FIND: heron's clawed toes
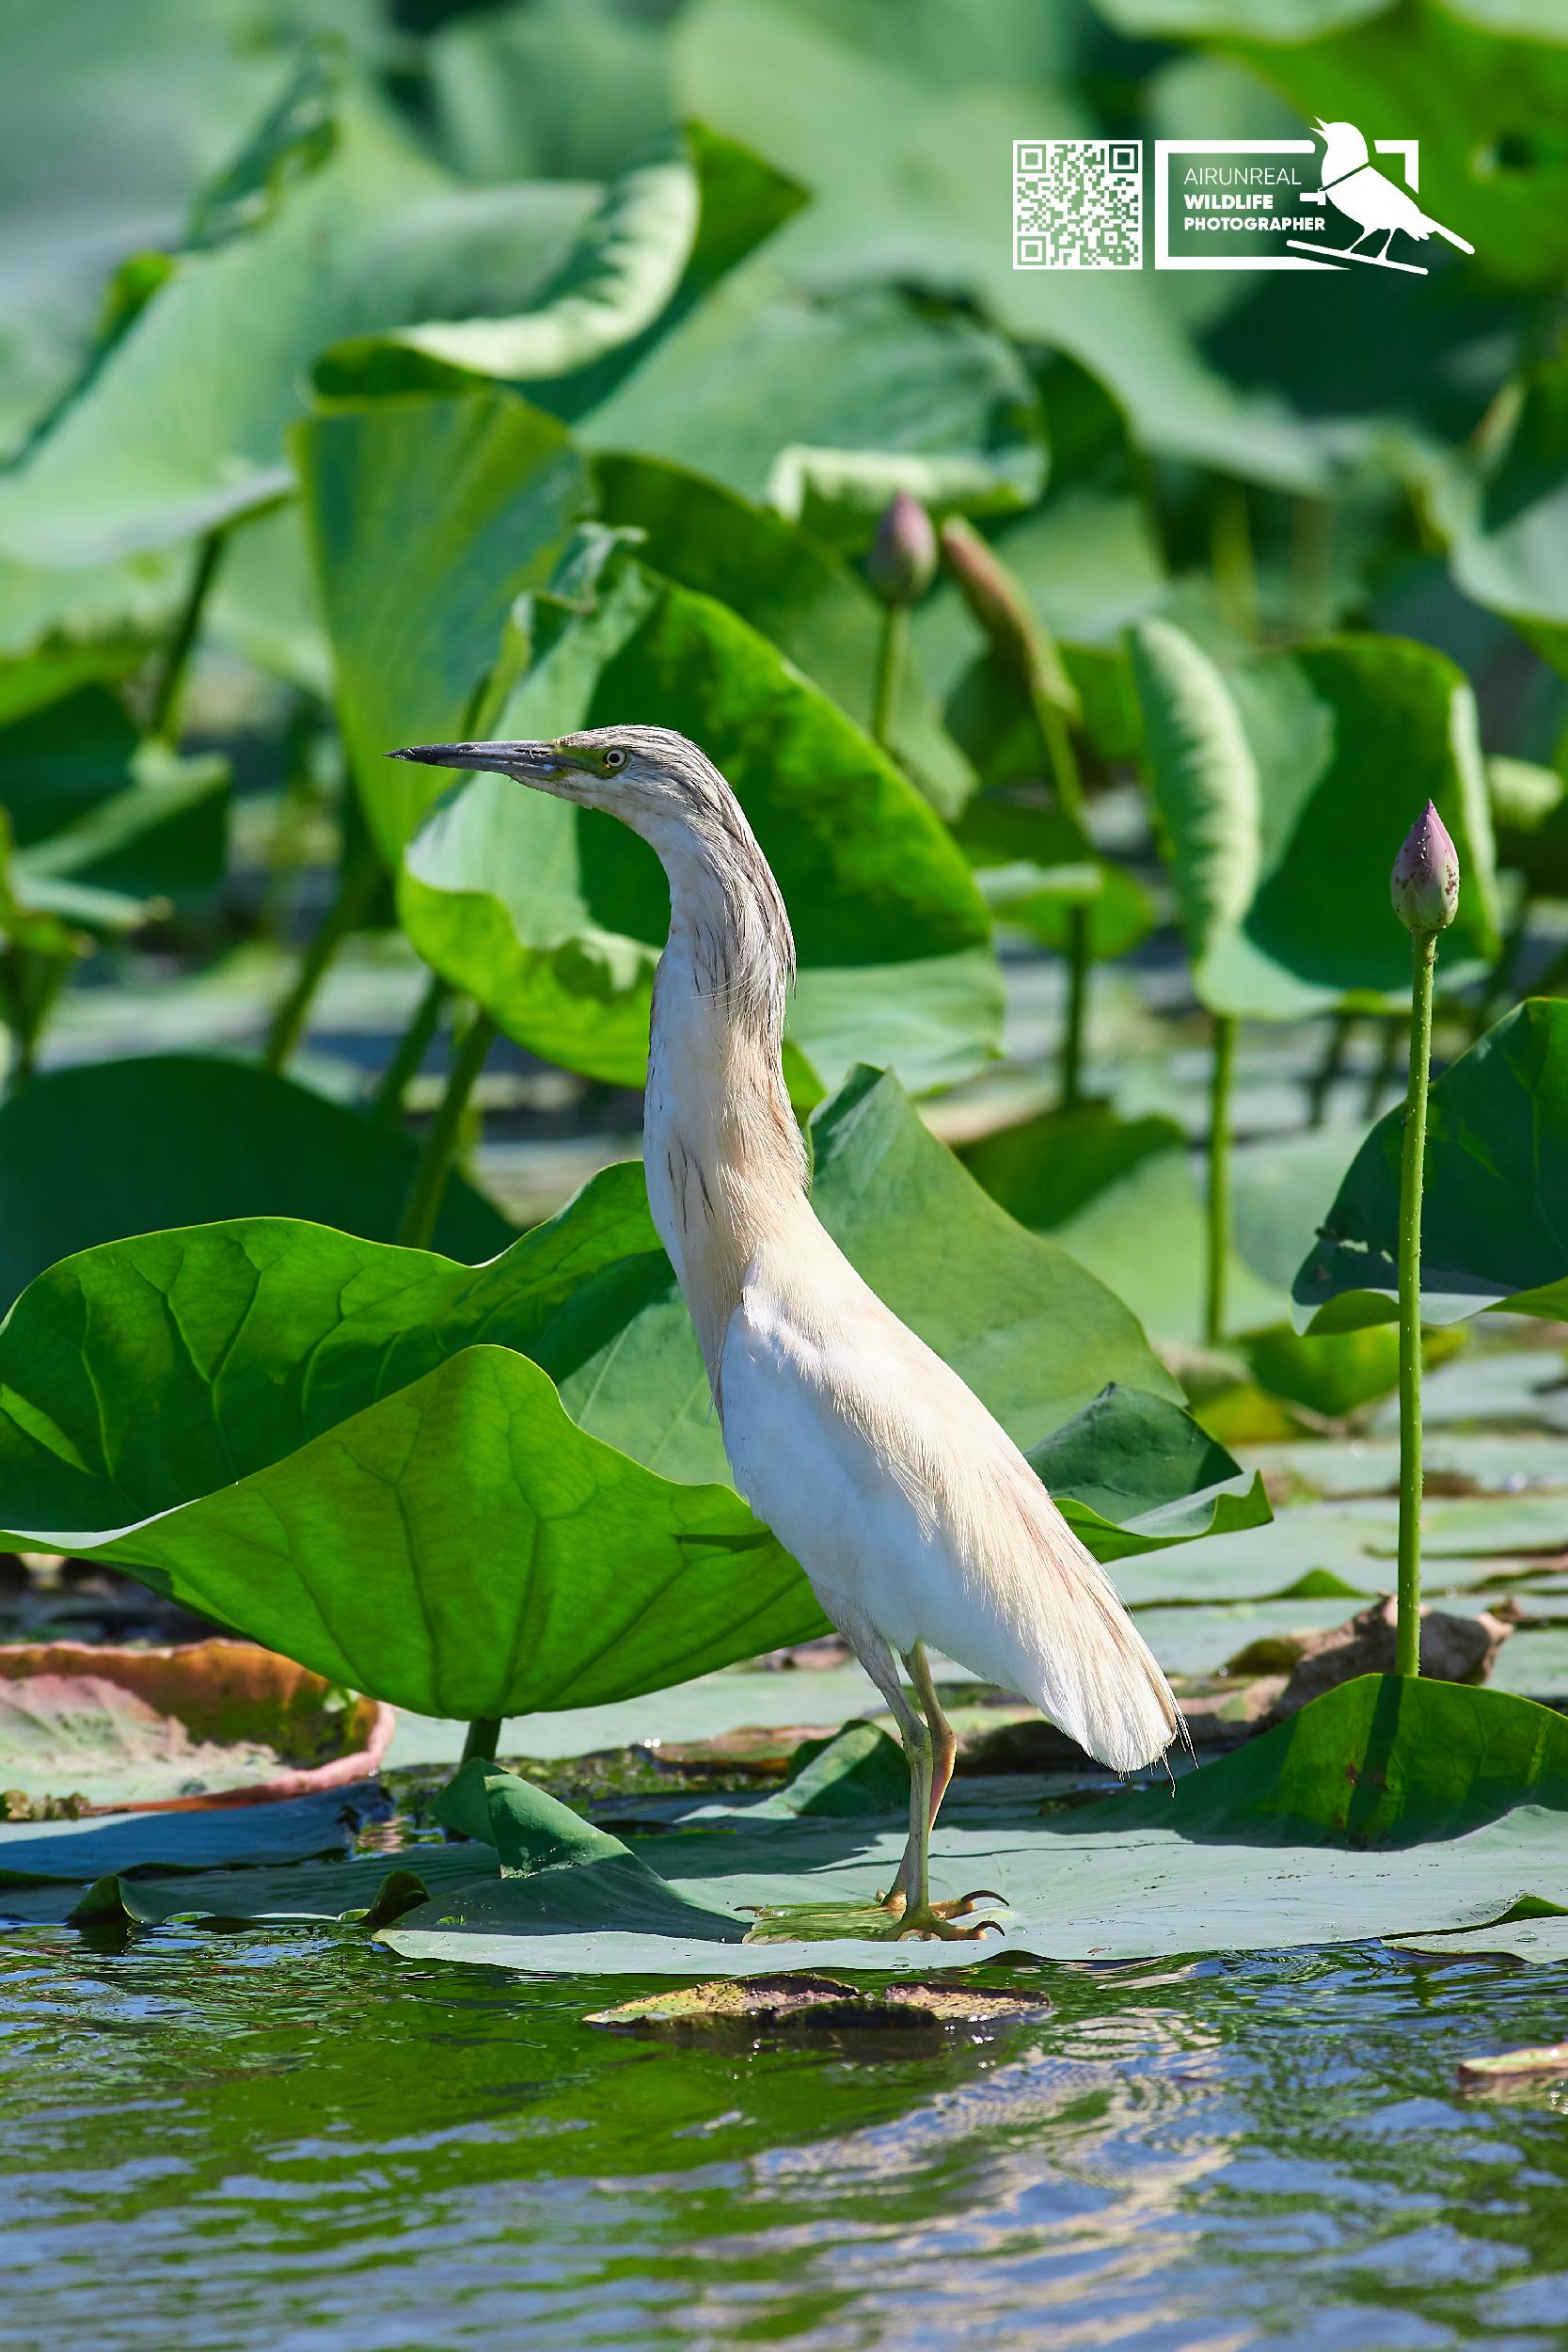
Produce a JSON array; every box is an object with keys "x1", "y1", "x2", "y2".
[{"x1": 893, "y1": 1900, "x2": 1006, "y2": 1938}]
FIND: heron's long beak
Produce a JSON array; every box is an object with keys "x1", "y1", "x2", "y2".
[{"x1": 388, "y1": 739, "x2": 566, "y2": 780}]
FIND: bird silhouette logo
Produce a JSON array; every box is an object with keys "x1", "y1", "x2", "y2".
[{"x1": 1293, "y1": 119, "x2": 1474, "y2": 274}]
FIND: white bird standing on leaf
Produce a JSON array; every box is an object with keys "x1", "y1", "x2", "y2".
[
  {"x1": 393, "y1": 727, "x2": 1181, "y2": 1939},
  {"x1": 1310, "y1": 119, "x2": 1474, "y2": 263}
]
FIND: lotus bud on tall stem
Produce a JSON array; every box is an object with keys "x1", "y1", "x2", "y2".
[
  {"x1": 941, "y1": 516, "x2": 1093, "y2": 1108},
  {"x1": 866, "y1": 492, "x2": 936, "y2": 752},
  {"x1": 1391, "y1": 801, "x2": 1460, "y2": 1677}
]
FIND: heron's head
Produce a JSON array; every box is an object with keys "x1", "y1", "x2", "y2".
[{"x1": 389, "y1": 725, "x2": 723, "y2": 836}]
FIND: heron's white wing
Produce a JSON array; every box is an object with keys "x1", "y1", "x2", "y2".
[{"x1": 719, "y1": 1253, "x2": 1180, "y2": 1772}]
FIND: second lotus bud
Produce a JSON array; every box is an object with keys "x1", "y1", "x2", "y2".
[
  {"x1": 867, "y1": 492, "x2": 937, "y2": 609},
  {"x1": 1390, "y1": 802, "x2": 1460, "y2": 936}
]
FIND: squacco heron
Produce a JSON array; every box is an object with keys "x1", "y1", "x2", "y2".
[{"x1": 393, "y1": 728, "x2": 1181, "y2": 1940}]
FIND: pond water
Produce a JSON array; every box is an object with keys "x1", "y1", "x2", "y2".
[{"x1": 4, "y1": 1928, "x2": 1565, "y2": 2350}]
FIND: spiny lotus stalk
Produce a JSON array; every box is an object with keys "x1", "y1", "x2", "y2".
[{"x1": 1391, "y1": 800, "x2": 1459, "y2": 1677}]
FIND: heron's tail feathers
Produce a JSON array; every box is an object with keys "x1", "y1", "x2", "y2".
[
  {"x1": 1032, "y1": 1548, "x2": 1184, "y2": 1774},
  {"x1": 973, "y1": 1465, "x2": 1184, "y2": 1774},
  {"x1": 1430, "y1": 219, "x2": 1475, "y2": 254}
]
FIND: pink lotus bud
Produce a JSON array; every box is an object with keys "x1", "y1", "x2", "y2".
[
  {"x1": 867, "y1": 493, "x2": 937, "y2": 608},
  {"x1": 1390, "y1": 802, "x2": 1460, "y2": 935},
  {"x1": 940, "y1": 516, "x2": 1078, "y2": 718}
]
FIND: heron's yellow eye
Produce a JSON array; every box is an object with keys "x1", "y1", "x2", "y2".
[{"x1": 603, "y1": 748, "x2": 628, "y2": 771}]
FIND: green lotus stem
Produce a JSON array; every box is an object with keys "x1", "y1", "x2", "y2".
[
  {"x1": 1397, "y1": 930, "x2": 1437, "y2": 1677},
  {"x1": 1031, "y1": 688, "x2": 1085, "y2": 826},
  {"x1": 1307, "y1": 1009, "x2": 1355, "y2": 1128},
  {"x1": 148, "y1": 529, "x2": 227, "y2": 744},
  {"x1": 871, "y1": 604, "x2": 906, "y2": 750},
  {"x1": 1291, "y1": 494, "x2": 1334, "y2": 639},
  {"x1": 462, "y1": 1717, "x2": 502, "y2": 1763},
  {"x1": 1030, "y1": 687, "x2": 1091, "y2": 1108},
  {"x1": 262, "y1": 838, "x2": 384, "y2": 1075},
  {"x1": 373, "y1": 970, "x2": 452, "y2": 1127},
  {"x1": 1212, "y1": 483, "x2": 1258, "y2": 641},
  {"x1": 1205, "y1": 1012, "x2": 1238, "y2": 1348},
  {"x1": 397, "y1": 1008, "x2": 498, "y2": 1252}
]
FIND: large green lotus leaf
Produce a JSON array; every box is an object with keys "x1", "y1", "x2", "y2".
[
  {"x1": 318, "y1": 122, "x2": 807, "y2": 429},
  {"x1": 1132, "y1": 621, "x2": 1501, "y2": 1020},
  {"x1": 208, "y1": 500, "x2": 333, "y2": 698},
  {"x1": 670, "y1": 0, "x2": 1359, "y2": 493},
  {"x1": 1438, "y1": 366, "x2": 1568, "y2": 676},
  {"x1": 1024, "y1": 1384, "x2": 1268, "y2": 1560},
  {"x1": 0, "y1": 550, "x2": 187, "y2": 727},
  {"x1": 594, "y1": 453, "x2": 972, "y2": 815},
  {"x1": 295, "y1": 390, "x2": 591, "y2": 859},
  {"x1": 427, "y1": 0, "x2": 675, "y2": 184},
  {"x1": 0, "y1": 0, "x2": 365, "y2": 453},
  {"x1": 326, "y1": 132, "x2": 700, "y2": 387},
  {"x1": 959, "y1": 1101, "x2": 1347, "y2": 1346},
  {"x1": 0, "y1": 1054, "x2": 512, "y2": 1311},
  {"x1": 0, "y1": 52, "x2": 598, "y2": 566},
  {"x1": 397, "y1": 557, "x2": 1002, "y2": 1093},
  {"x1": 578, "y1": 263, "x2": 1045, "y2": 530},
  {"x1": 0, "y1": 1067, "x2": 1254, "y2": 1729},
  {"x1": 543, "y1": 1065, "x2": 1183, "y2": 1486},
  {"x1": 1295, "y1": 998, "x2": 1568, "y2": 1333},
  {"x1": 0, "y1": 685, "x2": 228, "y2": 909},
  {"x1": 0, "y1": 1342, "x2": 816, "y2": 1722}
]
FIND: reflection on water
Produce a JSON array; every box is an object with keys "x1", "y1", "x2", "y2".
[{"x1": 1, "y1": 1929, "x2": 1565, "y2": 2350}]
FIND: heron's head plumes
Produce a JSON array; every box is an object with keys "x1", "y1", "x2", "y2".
[{"x1": 389, "y1": 725, "x2": 726, "y2": 828}]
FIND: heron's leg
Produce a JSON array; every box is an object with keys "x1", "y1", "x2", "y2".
[
  {"x1": 905, "y1": 1642, "x2": 957, "y2": 1836},
  {"x1": 1347, "y1": 226, "x2": 1374, "y2": 251},
  {"x1": 856, "y1": 1644, "x2": 932, "y2": 1917},
  {"x1": 741, "y1": 1625, "x2": 1002, "y2": 1946}
]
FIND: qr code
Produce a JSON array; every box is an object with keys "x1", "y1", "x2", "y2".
[{"x1": 1013, "y1": 139, "x2": 1143, "y2": 270}]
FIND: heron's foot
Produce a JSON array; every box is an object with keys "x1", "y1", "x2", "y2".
[
  {"x1": 741, "y1": 1890, "x2": 1007, "y2": 1946},
  {"x1": 890, "y1": 1892, "x2": 1007, "y2": 1943}
]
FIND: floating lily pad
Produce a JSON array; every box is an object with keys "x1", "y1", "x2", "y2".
[
  {"x1": 0, "y1": 1639, "x2": 392, "y2": 1812},
  {"x1": 374, "y1": 1679, "x2": 1568, "y2": 1974},
  {"x1": 0, "y1": 1780, "x2": 382, "y2": 1892}
]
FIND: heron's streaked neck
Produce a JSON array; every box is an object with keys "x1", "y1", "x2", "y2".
[{"x1": 641, "y1": 810, "x2": 806, "y2": 1388}]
